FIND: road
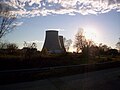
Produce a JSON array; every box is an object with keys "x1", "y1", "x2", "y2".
[{"x1": 0, "y1": 67, "x2": 120, "y2": 90}]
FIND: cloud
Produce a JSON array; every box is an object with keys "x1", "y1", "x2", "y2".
[
  {"x1": 12, "y1": 22, "x2": 23, "y2": 26},
  {"x1": 26, "y1": 40, "x2": 43, "y2": 43},
  {"x1": 1, "y1": 0, "x2": 120, "y2": 17}
]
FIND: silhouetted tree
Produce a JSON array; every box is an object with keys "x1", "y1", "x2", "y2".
[
  {"x1": 74, "y1": 28, "x2": 87, "y2": 53},
  {"x1": 98, "y1": 43, "x2": 110, "y2": 55},
  {"x1": 0, "y1": 3, "x2": 16, "y2": 38},
  {"x1": 32, "y1": 42, "x2": 37, "y2": 48},
  {"x1": 3, "y1": 43, "x2": 18, "y2": 55},
  {"x1": 0, "y1": 41, "x2": 7, "y2": 49},
  {"x1": 0, "y1": 42, "x2": 18, "y2": 55},
  {"x1": 0, "y1": 41, "x2": 18, "y2": 50},
  {"x1": 41, "y1": 48, "x2": 49, "y2": 56},
  {"x1": 23, "y1": 41, "x2": 37, "y2": 49},
  {"x1": 7, "y1": 43, "x2": 18, "y2": 50},
  {"x1": 74, "y1": 28, "x2": 99, "y2": 59},
  {"x1": 64, "y1": 38, "x2": 72, "y2": 52},
  {"x1": 107, "y1": 49, "x2": 118, "y2": 56},
  {"x1": 22, "y1": 42, "x2": 37, "y2": 58},
  {"x1": 116, "y1": 38, "x2": 120, "y2": 52}
]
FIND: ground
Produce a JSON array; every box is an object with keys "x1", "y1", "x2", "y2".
[{"x1": 0, "y1": 67, "x2": 120, "y2": 90}]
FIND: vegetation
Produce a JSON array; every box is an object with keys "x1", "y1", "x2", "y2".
[
  {"x1": 64, "y1": 37, "x2": 72, "y2": 52},
  {"x1": 0, "y1": 30, "x2": 120, "y2": 85},
  {"x1": 116, "y1": 38, "x2": 120, "y2": 52},
  {"x1": 0, "y1": 2, "x2": 16, "y2": 39},
  {"x1": 74, "y1": 28, "x2": 87, "y2": 53},
  {"x1": 0, "y1": 43, "x2": 119, "y2": 71},
  {"x1": 0, "y1": 28, "x2": 120, "y2": 71}
]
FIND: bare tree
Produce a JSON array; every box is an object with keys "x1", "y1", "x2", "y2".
[
  {"x1": 0, "y1": 41, "x2": 18, "y2": 50},
  {"x1": 64, "y1": 38, "x2": 72, "y2": 52},
  {"x1": 0, "y1": 41, "x2": 7, "y2": 49},
  {"x1": 23, "y1": 41, "x2": 37, "y2": 59},
  {"x1": 116, "y1": 38, "x2": 120, "y2": 52},
  {"x1": 74, "y1": 28, "x2": 87, "y2": 53},
  {"x1": 23, "y1": 41, "x2": 37, "y2": 49},
  {"x1": 0, "y1": 2, "x2": 16, "y2": 38},
  {"x1": 7, "y1": 43, "x2": 18, "y2": 50},
  {"x1": 31, "y1": 42, "x2": 37, "y2": 49}
]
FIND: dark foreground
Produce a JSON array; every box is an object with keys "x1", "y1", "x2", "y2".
[
  {"x1": 0, "y1": 61, "x2": 120, "y2": 85},
  {"x1": 0, "y1": 67, "x2": 120, "y2": 90}
]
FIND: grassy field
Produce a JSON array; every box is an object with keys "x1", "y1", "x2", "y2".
[
  {"x1": 0, "y1": 52, "x2": 120, "y2": 85},
  {"x1": 0, "y1": 53, "x2": 120, "y2": 70}
]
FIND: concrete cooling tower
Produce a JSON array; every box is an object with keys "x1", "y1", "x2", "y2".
[
  {"x1": 42, "y1": 30, "x2": 65, "y2": 53},
  {"x1": 59, "y1": 36, "x2": 66, "y2": 52}
]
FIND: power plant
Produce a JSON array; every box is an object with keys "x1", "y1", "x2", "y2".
[
  {"x1": 59, "y1": 36, "x2": 66, "y2": 52},
  {"x1": 42, "y1": 30, "x2": 66, "y2": 53}
]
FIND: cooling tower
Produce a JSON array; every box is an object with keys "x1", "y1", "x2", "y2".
[
  {"x1": 42, "y1": 30, "x2": 64, "y2": 53},
  {"x1": 59, "y1": 36, "x2": 66, "y2": 52}
]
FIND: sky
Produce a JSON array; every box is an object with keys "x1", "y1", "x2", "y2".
[{"x1": 1, "y1": 0, "x2": 120, "y2": 51}]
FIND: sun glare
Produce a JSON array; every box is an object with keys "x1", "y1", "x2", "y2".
[
  {"x1": 69, "y1": 46, "x2": 76, "y2": 52},
  {"x1": 83, "y1": 27, "x2": 99, "y2": 43}
]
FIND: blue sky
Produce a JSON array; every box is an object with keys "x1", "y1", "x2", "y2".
[
  {"x1": 1, "y1": 0, "x2": 120, "y2": 51},
  {"x1": 3, "y1": 10, "x2": 120, "y2": 51}
]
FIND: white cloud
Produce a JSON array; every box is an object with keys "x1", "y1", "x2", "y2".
[
  {"x1": 12, "y1": 22, "x2": 23, "y2": 26},
  {"x1": 1, "y1": 0, "x2": 120, "y2": 17},
  {"x1": 26, "y1": 40, "x2": 43, "y2": 43}
]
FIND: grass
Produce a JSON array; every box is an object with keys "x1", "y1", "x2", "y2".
[
  {"x1": 0, "y1": 53, "x2": 120, "y2": 71},
  {"x1": 0, "y1": 52, "x2": 120, "y2": 85}
]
